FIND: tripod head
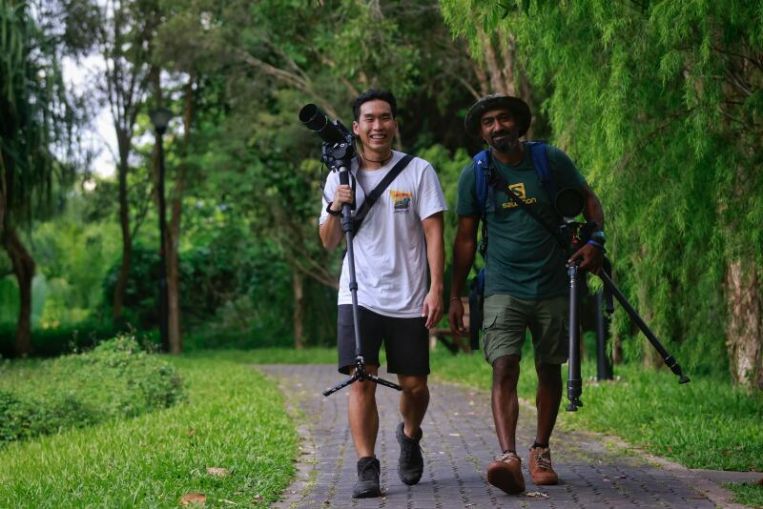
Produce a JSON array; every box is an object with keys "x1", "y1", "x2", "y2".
[
  {"x1": 299, "y1": 104, "x2": 355, "y2": 176},
  {"x1": 554, "y1": 187, "x2": 599, "y2": 257}
]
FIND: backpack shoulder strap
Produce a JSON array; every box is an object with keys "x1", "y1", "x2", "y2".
[
  {"x1": 472, "y1": 149, "x2": 491, "y2": 215},
  {"x1": 526, "y1": 141, "x2": 558, "y2": 203},
  {"x1": 352, "y1": 154, "x2": 414, "y2": 234},
  {"x1": 472, "y1": 150, "x2": 492, "y2": 257}
]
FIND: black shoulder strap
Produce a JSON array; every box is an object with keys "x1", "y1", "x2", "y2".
[
  {"x1": 352, "y1": 154, "x2": 414, "y2": 234},
  {"x1": 491, "y1": 170, "x2": 569, "y2": 250}
]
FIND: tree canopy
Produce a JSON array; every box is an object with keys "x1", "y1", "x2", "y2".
[{"x1": 1, "y1": 0, "x2": 760, "y2": 387}]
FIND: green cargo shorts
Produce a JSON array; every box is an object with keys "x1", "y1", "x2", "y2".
[{"x1": 482, "y1": 293, "x2": 569, "y2": 365}]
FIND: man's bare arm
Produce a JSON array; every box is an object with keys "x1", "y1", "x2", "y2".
[
  {"x1": 582, "y1": 184, "x2": 604, "y2": 230},
  {"x1": 318, "y1": 184, "x2": 353, "y2": 250},
  {"x1": 421, "y1": 212, "x2": 445, "y2": 328},
  {"x1": 448, "y1": 215, "x2": 479, "y2": 335}
]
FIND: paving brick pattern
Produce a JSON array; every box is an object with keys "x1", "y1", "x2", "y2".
[{"x1": 260, "y1": 365, "x2": 732, "y2": 509}]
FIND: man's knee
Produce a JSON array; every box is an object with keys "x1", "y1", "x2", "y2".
[
  {"x1": 397, "y1": 375, "x2": 428, "y2": 396},
  {"x1": 535, "y1": 362, "x2": 562, "y2": 378},
  {"x1": 535, "y1": 362, "x2": 562, "y2": 382},
  {"x1": 492, "y1": 355, "x2": 520, "y2": 383}
]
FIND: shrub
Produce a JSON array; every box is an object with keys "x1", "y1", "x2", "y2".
[
  {"x1": 0, "y1": 335, "x2": 184, "y2": 446},
  {"x1": 0, "y1": 319, "x2": 154, "y2": 359}
]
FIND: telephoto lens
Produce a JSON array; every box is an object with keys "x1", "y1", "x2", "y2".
[{"x1": 299, "y1": 104, "x2": 346, "y2": 145}]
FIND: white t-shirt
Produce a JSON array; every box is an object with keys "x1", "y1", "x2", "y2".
[{"x1": 320, "y1": 150, "x2": 447, "y2": 318}]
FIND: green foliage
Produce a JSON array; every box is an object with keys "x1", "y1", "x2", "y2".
[
  {"x1": 101, "y1": 245, "x2": 164, "y2": 329},
  {"x1": 0, "y1": 335, "x2": 184, "y2": 445},
  {"x1": 150, "y1": 0, "x2": 477, "y2": 338},
  {"x1": 99, "y1": 231, "x2": 333, "y2": 346},
  {"x1": 418, "y1": 144, "x2": 472, "y2": 269},
  {"x1": 0, "y1": 353, "x2": 295, "y2": 508},
  {"x1": 439, "y1": 0, "x2": 763, "y2": 378},
  {"x1": 0, "y1": 0, "x2": 76, "y2": 224},
  {"x1": 0, "y1": 319, "x2": 130, "y2": 358},
  {"x1": 26, "y1": 196, "x2": 121, "y2": 327}
]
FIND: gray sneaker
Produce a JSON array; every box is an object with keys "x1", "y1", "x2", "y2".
[
  {"x1": 396, "y1": 422, "x2": 424, "y2": 485},
  {"x1": 352, "y1": 456, "x2": 381, "y2": 498}
]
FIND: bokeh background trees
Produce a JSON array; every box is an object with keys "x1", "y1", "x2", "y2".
[{"x1": 0, "y1": 0, "x2": 760, "y2": 389}]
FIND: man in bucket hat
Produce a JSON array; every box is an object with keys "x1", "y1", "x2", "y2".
[{"x1": 448, "y1": 94, "x2": 605, "y2": 495}]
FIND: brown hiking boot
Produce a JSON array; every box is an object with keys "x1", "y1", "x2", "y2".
[
  {"x1": 486, "y1": 451, "x2": 525, "y2": 495},
  {"x1": 529, "y1": 446, "x2": 559, "y2": 485}
]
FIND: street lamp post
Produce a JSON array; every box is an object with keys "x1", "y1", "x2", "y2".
[{"x1": 150, "y1": 107, "x2": 173, "y2": 352}]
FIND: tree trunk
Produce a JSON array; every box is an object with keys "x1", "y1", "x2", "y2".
[
  {"x1": 2, "y1": 227, "x2": 35, "y2": 356},
  {"x1": 496, "y1": 31, "x2": 517, "y2": 96},
  {"x1": 470, "y1": 28, "x2": 538, "y2": 137},
  {"x1": 165, "y1": 77, "x2": 195, "y2": 355},
  {"x1": 293, "y1": 270, "x2": 305, "y2": 350},
  {"x1": 725, "y1": 259, "x2": 763, "y2": 389},
  {"x1": 470, "y1": 60, "x2": 490, "y2": 98},
  {"x1": 478, "y1": 26, "x2": 507, "y2": 95},
  {"x1": 112, "y1": 129, "x2": 132, "y2": 321},
  {"x1": 166, "y1": 221, "x2": 182, "y2": 353},
  {"x1": 636, "y1": 284, "x2": 662, "y2": 369}
]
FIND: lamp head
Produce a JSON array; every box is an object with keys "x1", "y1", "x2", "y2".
[{"x1": 150, "y1": 107, "x2": 173, "y2": 134}]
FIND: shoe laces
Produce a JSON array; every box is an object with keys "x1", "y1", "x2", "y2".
[
  {"x1": 400, "y1": 438, "x2": 420, "y2": 462},
  {"x1": 497, "y1": 451, "x2": 520, "y2": 463},
  {"x1": 532, "y1": 448, "x2": 553, "y2": 470},
  {"x1": 399, "y1": 427, "x2": 422, "y2": 461},
  {"x1": 358, "y1": 458, "x2": 379, "y2": 480}
]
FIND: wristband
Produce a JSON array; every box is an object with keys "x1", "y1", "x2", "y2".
[
  {"x1": 326, "y1": 202, "x2": 341, "y2": 217},
  {"x1": 449, "y1": 297, "x2": 461, "y2": 303},
  {"x1": 589, "y1": 230, "x2": 606, "y2": 245}
]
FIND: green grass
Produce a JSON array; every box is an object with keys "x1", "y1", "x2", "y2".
[
  {"x1": 429, "y1": 348, "x2": 763, "y2": 507},
  {"x1": 0, "y1": 354, "x2": 298, "y2": 508},
  {"x1": 727, "y1": 482, "x2": 763, "y2": 509},
  {"x1": 2, "y1": 345, "x2": 760, "y2": 507},
  {"x1": 430, "y1": 349, "x2": 763, "y2": 471}
]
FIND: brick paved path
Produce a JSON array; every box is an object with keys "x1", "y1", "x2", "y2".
[{"x1": 260, "y1": 365, "x2": 743, "y2": 509}]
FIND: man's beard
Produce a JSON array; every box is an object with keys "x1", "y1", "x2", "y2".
[{"x1": 490, "y1": 130, "x2": 520, "y2": 154}]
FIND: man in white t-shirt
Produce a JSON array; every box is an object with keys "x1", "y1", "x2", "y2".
[{"x1": 319, "y1": 89, "x2": 447, "y2": 498}]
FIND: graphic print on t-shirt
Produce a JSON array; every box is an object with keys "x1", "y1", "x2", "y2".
[
  {"x1": 501, "y1": 182, "x2": 537, "y2": 209},
  {"x1": 390, "y1": 189, "x2": 412, "y2": 212}
]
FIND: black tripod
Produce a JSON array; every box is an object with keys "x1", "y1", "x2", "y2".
[
  {"x1": 298, "y1": 103, "x2": 402, "y2": 397},
  {"x1": 566, "y1": 254, "x2": 690, "y2": 411}
]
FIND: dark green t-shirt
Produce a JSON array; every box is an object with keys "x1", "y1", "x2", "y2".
[{"x1": 456, "y1": 143, "x2": 587, "y2": 299}]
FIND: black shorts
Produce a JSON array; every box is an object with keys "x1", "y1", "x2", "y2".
[{"x1": 337, "y1": 305, "x2": 430, "y2": 376}]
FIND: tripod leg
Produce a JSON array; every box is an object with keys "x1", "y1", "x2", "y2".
[
  {"x1": 369, "y1": 373, "x2": 403, "y2": 391},
  {"x1": 566, "y1": 263, "x2": 583, "y2": 411},
  {"x1": 323, "y1": 371, "x2": 361, "y2": 397},
  {"x1": 595, "y1": 290, "x2": 613, "y2": 381},
  {"x1": 597, "y1": 270, "x2": 689, "y2": 384}
]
